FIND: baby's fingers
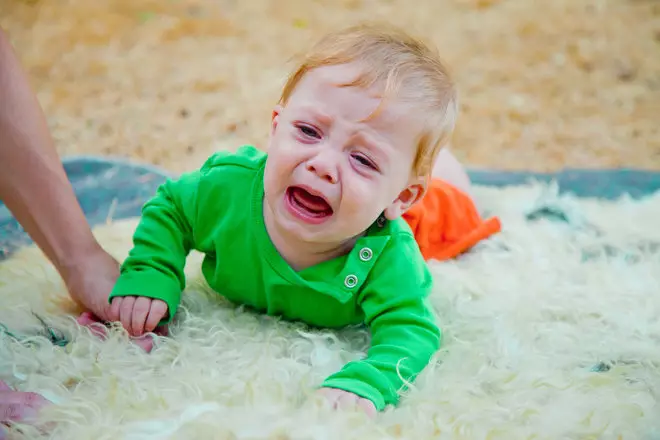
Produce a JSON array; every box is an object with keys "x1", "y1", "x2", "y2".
[
  {"x1": 109, "y1": 297, "x2": 123, "y2": 322},
  {"x1": 131, "y1": 297, "x2": 153, "y2": 336},
  {"x1": 317, "y1": 388, "x2": 376, "y2": 418},
  {"x1": 144, "y1": 300, "x2": 168, "y2": 333},
  {"x1": 119, "y1": 296, "x2": 136, "y2": 334},
  {"x1": 356, "y1": 398, "x2": 377, "y2": 418}
]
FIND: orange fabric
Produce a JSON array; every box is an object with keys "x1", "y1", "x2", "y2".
[{"x1": 403, "y1": 178, "x2": 502, "y2": 261}]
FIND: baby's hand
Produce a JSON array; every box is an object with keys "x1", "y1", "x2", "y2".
[
  {"x1": 317, "y1": 388, "x2": 377, "y2": 418},
  {"x1": 109, "y1": 296, "x2": 168, "y2": 337}
]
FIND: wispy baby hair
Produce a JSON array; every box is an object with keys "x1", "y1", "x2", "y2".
[{"x1": 279, "y1": 22, "x2": 459, "y2": 177}]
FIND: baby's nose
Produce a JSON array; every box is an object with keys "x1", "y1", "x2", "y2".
[{"x1": 306, "y1": 155, "x2": 338, "y2": 184}]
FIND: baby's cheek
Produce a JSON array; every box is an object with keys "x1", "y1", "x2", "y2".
[
  {"x1": 340, "y1": 191, "x2": 384, "y2": 232},
  {"x1": 273, "y1": 150, "x2": 304, "y2": 176},
  {"x1": 348, "y1": 183, "x2": 387, "y2": 214}
]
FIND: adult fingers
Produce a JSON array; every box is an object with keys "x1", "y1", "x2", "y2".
[
  {"x1": 75, "y1": 311, "x2": 97, "y2": 327},
  {"x1": 76, "y1": 311, "x2": 108, "y2": 340},
  {"x1": 144, "y1": 300, "x2": 168, "y2": 333}
]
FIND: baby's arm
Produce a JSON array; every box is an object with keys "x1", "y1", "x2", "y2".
[
  {"x1": 107, "y1": 169, "x2": 202, "y2": 336},
  {"x1": 320, "y1": 236, "x2": 441, "y2": 412}
]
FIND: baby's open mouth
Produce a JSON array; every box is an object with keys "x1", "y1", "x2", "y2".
[{"x1": 286, "y1": 186, "x2": 333, "y2": 218}]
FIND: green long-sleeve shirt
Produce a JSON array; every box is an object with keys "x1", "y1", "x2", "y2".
[{"x1": 109, "y1": 145, "x2": 441, "y2": 411}]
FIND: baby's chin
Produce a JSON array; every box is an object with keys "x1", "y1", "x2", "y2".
[
  {"x1": 303, "y1": 221, "x2": 375, "y2": 247},
  {"x1": 281, "y1": 216, "x2": 368, "y2": 246}
]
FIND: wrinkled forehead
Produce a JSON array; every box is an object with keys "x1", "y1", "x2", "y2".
[
  {"x1": 285, "y1": 64, "x2": 426, "y2": 174},
  {"x1": 288, "y1": 63, "x2": 426, "y2": 131}
]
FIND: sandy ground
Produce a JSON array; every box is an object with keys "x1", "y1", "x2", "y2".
[{"x1": 1, "y1": 0, "x2": 659, "y2": 173}]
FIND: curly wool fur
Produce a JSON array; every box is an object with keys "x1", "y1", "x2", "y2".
[{"x1": 1, "y1": 182, "x2": 659, "y2": 439}]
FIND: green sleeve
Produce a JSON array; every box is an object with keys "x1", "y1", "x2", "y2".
[
  {"x1": 321, "y1": 235, "x2": 441, "y2": 411},
  {"x1": 108, "y1": 169, "x2": 201, "y2": 324}
]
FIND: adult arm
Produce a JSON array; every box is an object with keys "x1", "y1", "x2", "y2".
[{"x1": 0, "y1": 27, "x2": 118, "y2": 319}]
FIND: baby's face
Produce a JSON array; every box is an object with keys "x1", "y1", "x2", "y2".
[{"x1": 263, "y1": 63, "x2": 426, "y2": 247}]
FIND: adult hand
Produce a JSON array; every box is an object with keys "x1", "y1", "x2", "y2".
[
  {"x1": 0, "y1": 380, "x2": 50, "y2": 440},
  {"x1": 0, "y1": 26, "x2": 117, "y2": 323},
  {"x1": 62, "y1": 245, "x2": 169, "y2": 353},
  {"x1": 60, "y1": 245, "x2": 120, "y2": 322}
]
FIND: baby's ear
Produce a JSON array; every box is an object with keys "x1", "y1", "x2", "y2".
[
  {"x1": 383, "y1": 176, "x2": 428, "y2": 220},
  {"x1": 270, "y1": 104, "x2": 283, "y2": 135}
]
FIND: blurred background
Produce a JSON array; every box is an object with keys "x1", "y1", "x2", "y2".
[{"x1": 1, "y1": 0, "x2": 658, "y2": 174}]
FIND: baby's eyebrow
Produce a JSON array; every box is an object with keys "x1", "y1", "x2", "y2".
[
  {"x1": 353, "y1": 132, "x2": 391, "y2": 166},
  {"x1": 298, "y1": 106, "x2": 334, "y2": 126}
]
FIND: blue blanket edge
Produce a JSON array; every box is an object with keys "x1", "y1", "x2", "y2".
[{"x1": 1, "y1": 155, "x2": 659, "y2": 259}]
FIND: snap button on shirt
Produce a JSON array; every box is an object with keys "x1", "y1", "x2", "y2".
[
  {"x1": 344, "y1": 274, "x2": 358, "y2": 288},
  {"x1": 359, "y1": 247, "x2": 373, "y2": 262}
]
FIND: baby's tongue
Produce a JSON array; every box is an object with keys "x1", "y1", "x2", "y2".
[{"x1": 292, "y1": 187, "x2": 331, "y2": 213}]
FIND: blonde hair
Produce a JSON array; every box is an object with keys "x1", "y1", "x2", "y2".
[{"x1": 278, "y1": 22, "x2": 459, "y2": 178}]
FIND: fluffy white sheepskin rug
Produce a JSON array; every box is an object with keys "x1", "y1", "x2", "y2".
[{"x1": 1, "y1": 182, "x2": 659, "y2": 440}]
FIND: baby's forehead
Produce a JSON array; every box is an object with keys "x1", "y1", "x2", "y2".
[{"x1": 297, "y1": 66, "x2": 423, "y2": 118}]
